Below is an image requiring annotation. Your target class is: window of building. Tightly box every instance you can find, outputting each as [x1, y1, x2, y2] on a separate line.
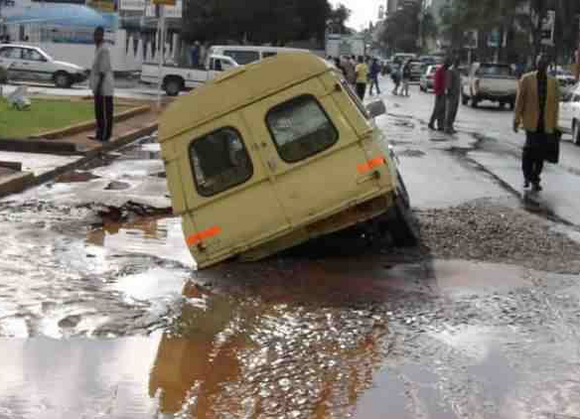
[223, 50, 260, 65]
[189, 128, 253, 197]
[266, 95, 338, 163]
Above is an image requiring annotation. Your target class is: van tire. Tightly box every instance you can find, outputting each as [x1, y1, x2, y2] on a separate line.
[573, 120, 580, 146]
[385, 170, 418, 247]
[164, 77, 183, 96]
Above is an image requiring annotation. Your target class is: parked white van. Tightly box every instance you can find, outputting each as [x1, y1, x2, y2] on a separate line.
[207, 45, 309, 65]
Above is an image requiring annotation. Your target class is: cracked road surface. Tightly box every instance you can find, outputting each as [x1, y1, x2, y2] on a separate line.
[1, 82, 580, 418]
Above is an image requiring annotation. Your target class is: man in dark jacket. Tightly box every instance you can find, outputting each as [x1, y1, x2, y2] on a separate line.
[428, 58, 451, 131]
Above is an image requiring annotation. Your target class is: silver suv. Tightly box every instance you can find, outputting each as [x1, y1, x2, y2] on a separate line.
[0, 44, 89, 88]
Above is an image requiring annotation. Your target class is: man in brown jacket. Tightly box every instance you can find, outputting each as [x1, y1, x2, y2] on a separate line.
[513, 54, 560, 192]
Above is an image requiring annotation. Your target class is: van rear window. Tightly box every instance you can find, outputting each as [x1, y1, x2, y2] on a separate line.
[223, 50, 260, 65]
[189, 128, 253, 197]
[266, 95, 338, 163]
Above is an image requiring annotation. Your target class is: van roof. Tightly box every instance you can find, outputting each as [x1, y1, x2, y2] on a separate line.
[160, 52, 331, 143]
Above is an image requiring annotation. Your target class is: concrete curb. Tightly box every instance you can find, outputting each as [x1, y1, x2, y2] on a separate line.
[0, 122, 158, 199]
[0, 138, 79, 155]
[0, 171, 35, 197]
[30, 105, 152, 140]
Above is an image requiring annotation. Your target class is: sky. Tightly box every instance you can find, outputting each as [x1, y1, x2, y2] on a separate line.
[330, 0, 383, 31]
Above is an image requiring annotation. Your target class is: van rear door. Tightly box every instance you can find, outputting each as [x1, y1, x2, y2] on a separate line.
[177, 113, 291, 263]
[242, 77, 385, 229]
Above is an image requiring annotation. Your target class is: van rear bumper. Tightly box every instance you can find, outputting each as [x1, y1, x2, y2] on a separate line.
[193, 191, 396, 269]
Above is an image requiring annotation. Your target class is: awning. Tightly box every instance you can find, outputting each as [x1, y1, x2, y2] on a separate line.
[4, 3, 111, 28]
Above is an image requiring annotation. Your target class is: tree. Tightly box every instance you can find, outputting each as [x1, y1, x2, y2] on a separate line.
[182, 0, 331, 45]
[328, 3, 351, 35]
[381, 2, 422, 53]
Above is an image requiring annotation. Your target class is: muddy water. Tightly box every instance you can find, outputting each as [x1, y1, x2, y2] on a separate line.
[2, 255, 580, 418]
[2, 137, 580, 417]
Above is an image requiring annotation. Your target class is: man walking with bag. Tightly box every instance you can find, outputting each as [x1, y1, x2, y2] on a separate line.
[513, 54, 560, 192]
[90, 26, 115, 143]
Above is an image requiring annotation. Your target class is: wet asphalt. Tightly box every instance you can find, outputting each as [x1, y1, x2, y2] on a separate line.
[1, 81, 580, 418]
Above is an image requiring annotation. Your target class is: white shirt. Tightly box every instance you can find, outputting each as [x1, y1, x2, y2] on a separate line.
[90, 43, 114, 96]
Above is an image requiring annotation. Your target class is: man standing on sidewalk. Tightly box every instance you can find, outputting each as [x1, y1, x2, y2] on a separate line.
[445, 57, 461, 134]
[90, 26, 115, 143]
[428, 58, 450, 131]
[513, 54, 560, 192]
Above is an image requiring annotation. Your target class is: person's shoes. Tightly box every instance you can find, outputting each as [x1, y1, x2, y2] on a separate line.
[437, 127, 444, 132]
[88, 134, 97, 140]
[524, 180, 530, 189]
[532, 183, 542, 192]
[428, 123, 435, 130]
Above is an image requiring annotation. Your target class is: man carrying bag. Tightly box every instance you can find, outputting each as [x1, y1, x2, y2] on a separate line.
[513, 54, 560, 192]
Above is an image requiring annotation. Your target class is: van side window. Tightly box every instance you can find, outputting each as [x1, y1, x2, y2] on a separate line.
[189, 128, 253, 197]
[263, 52, 277, 58]
[223, 50, 260, 65]
[266, 95, 338, 163]
[340, 79, 371, 120]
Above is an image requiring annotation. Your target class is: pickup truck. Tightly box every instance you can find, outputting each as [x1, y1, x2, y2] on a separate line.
[140, 54, 239, 96]
[461, 62, 518, 109]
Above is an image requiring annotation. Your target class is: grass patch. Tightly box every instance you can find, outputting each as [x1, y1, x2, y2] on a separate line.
[0, 98, 133, 139]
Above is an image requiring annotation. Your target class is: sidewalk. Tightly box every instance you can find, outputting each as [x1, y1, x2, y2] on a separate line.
[0, 97, 169, 199]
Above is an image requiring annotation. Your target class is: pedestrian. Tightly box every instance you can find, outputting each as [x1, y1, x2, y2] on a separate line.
[428, 58, 451, 131]
[513, 54, 560, 192]
[369, 57, 381, 96]
[401, 60, 412, 97]
[391, 65, 401, 95]
[343, 56, 356, 86]
[90, 26, 115, 143]
[355, 55, 369, 101]
[445, 57, 461, 134]
[190, 41, 201, 68]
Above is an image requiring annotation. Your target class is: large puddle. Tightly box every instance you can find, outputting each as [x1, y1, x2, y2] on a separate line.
[2, 256, 580, 418]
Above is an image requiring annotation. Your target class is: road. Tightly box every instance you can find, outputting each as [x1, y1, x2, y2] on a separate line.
[1, 81, 580, 418]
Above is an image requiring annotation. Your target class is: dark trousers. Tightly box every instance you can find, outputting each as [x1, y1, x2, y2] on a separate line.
[429, 94, 446, 129]
[522, 131, 545, 184]
[369, 76, 381, 95]
[94, 95, 114, 142]
[356, 83, 367, 101]
[445, 95, 459, 130]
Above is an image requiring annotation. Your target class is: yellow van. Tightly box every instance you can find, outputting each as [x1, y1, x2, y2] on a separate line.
[159, 52, 416, 269]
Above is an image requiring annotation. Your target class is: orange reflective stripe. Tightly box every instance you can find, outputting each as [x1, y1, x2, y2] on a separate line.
[186, 226, 221, 246]
[357, 155, 385, 174]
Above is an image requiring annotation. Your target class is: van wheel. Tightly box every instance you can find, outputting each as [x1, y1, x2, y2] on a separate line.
[385, 171, 418, 247]
[164, 77, 183, 96]
[387, 194, 419, 247]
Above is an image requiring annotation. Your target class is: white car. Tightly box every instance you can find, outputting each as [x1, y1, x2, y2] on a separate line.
[559, 82, 580, 145]
[140, 54, 239, 96]
[0, 44, 88, 88]
[419, 64, 439, 92]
